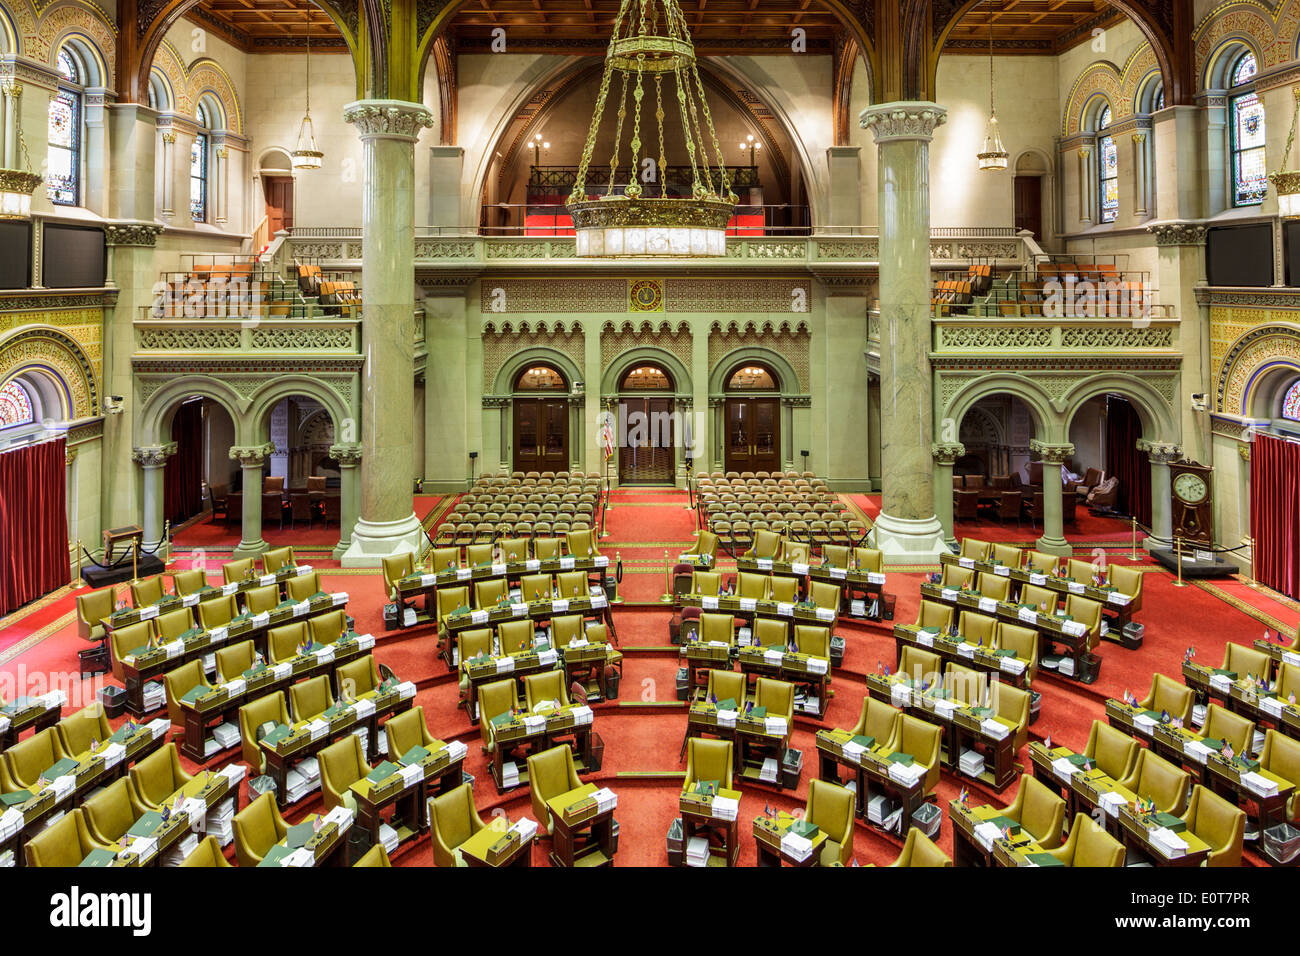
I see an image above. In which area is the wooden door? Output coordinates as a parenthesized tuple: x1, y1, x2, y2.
(265, 176, 295, 234)
(618, 397, 675, 484)
(513, 398, 568, 472)
(1014, 175, 1042, 240)
(724, 398, 780, 473)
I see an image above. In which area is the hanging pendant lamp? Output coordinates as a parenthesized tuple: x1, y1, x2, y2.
(291, 19, 323, 170)
(977, 0, 1009, 171)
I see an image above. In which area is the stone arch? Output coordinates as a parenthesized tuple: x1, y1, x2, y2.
(600, 345, 692, 398)
(0, 3, 18, 54)
(148, 66, 175, 111)
(136, 375, 244, 447)
(0, 365, 70, 425)
(1060, 374, 1177, 440)
(152, 40, 191, 114)
(244, 376, 350, 445)
(708, 347, 800, 397)
(493, 346, 583, 397)
(1012, 146, 1052, 177)
(186, 58, 242, 133)
(0, 328, 97, 420)
(1218, 323, 1300, 413)
(944, 376, 1058, 442)
(1203, 35, 1264, 91)
(35, 1, 114, 82)
(1063, 62, 1124, 135)
(1194, 2, 1279, 84)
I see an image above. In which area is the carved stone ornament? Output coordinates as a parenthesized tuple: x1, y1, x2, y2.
(931, 441, 966, 465)
(343, 100, 435, 142)
(132, 442, 177, 468)
(105, 222, 164, 247)
(1136, 438, 1182, 463)
(229, 442, 276, 467)
(858, 101, 948, 144)
(1029, 438, 1075, 464)
(329, 443, 363, 466)
(1147, 223, 1207, 247)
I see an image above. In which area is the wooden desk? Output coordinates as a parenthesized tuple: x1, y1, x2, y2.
(736, 644, 830, 719)
(485, 704, 596, 793)
(439, 592, 618, 671)
(1116, 804, 1211, 867)
(104, 564, 318, 630)
(734, 556, 887, 611)
(116, 592, 350, 717)
(111, 764, 245, 866)
(949, 799, 1042, 867)
(676, 787, 740, 867)
(814, 727, 929, 833)
(349, 740, 468, 854)
(0, 694, 63, 751)
(256, 806, 351, 867)
(177, 632, 377, 762)
(892, 623, 1032, 690)
(258, 681, 415, 807)
(462, 645, 560, 724)
(458, 821, 536, 867)
(546, 783, 618, 867)
(752, 812, 828, 867)
(103, 526, 143, 564)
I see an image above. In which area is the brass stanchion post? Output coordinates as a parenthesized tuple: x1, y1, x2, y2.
(660, 549, 673, 603)
(1128, 516, 1140, 562)
(131, 541, 140, 585)
(1173, 536, 1187, 588)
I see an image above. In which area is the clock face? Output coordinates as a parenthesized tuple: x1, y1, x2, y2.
(1173, 472, 1208, 504)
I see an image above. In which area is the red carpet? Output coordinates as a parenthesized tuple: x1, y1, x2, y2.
(0, 486, 1279, 866)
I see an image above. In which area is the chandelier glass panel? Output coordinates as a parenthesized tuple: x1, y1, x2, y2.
(568, 0, 736, 257)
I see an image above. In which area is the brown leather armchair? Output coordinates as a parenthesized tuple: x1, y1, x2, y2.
(308, 609, 346, 645)
(287, 572, 323, 603)
(698, 612, 736, 646)
(244, 584, 279, 615)
(318, 733, 369, 813)
(1025, 550, 1060, 574)
(1182, 784, 1245, 867)
(1221, 642, 1270, 683)
(223, 558, 254, 584)
(262, 546, 295, 574)
(745, 529, 781, 561)
(527, 743, 584, 834)
(1140, 673, 1194, 726)
(691, 571, 721, 597)
(353, 844, 391, 867)
(960, 537, 991, 561)
(1064, 594, 1103, 650)
(173, 569, 207, 596)
(1084, 719, 1141, 780)
(993, 683, 1032, 751)
(1045, 814, 1124, 866)
(884, 827, 951, 867)
(498, 619, 534, 656)
(1202, 703, 1254, 756)
(475, 578, 509, 609)
(429, 782, 486, 867)
(26, 809, 112, 867)
(1000, 773, 1066, 848)
(524, 670, 570, 713)
(898, 646, 941, 686)
(806, 778, 855, 866)
(386, 706, 438, 761)
(181, 835, 233, 866)
(550, 615, 585, 649)
(216, 639, 257, 682)
(990, 543, 1023, 568)
(383, 553, 415, 602)
(198, 594, 239, 631)
(959, 611, 997, 645)
(267, 622, 307, 664)
(109, 621, 151, 683)
(944, 662, 983, 708)
(684, 530, 719, 564)
(940, 565, 974, 589)
(129, 742, 194, 809)
(1119, 749, 1191, 815)
(233, 791, 289, 867)
(1019, 584, 1058, 614)
(557, 571, 590, 599)
(994, 622, 1039, 682)
(704, 669, 749, 708)
(977, 573, 1011, 603)
(566, 528, 599, 558)
(153, 606, 197, 644)
(736, 572, 771, 601)
(1109, 565, 1143, 614)
(770, 576, 798, 604)
(239, 691, 291, 774)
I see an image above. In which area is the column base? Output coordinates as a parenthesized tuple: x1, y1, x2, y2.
(233, 539, 267, 559)
(340, 512, 425, 568)
(871, 511, 949, 565)
(1035, 534, 1073, 557)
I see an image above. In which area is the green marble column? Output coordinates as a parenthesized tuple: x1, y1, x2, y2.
(1031, 439, 1075, 556)
(340, 100, 434, 567)
(230, 443, 273, 558)
(332, 443, 363, 559)
(1139, 439, 1181, 548)
(131, 443, 175, 554)
(932, 441, 964, 549)
(859, 102, 948, 562)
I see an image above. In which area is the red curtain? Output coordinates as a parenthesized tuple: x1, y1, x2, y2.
(1251, 433, 1300, 599)
(164, 400, 203, 525)
(1105, 396, 1152, 527)
(0, 437, 69, 616)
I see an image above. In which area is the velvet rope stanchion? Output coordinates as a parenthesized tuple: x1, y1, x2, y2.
(1173, 536, 1188, 588)
(131, 541, 139, 585)
(1128, 516, 1141, 562)
(660, 549, 673, 604)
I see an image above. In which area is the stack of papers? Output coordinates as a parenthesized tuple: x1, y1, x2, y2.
(592, 788, 618, 813)
(501, 761, 520, 788)
(0, 807, 23, 840)
(283, 769, 314, 804)
(980, 719, 1010, 740)
(1260, 697, 1285, 719)
(509, 817, 539, 842)
(1051, 756, 1080, 777)
(999, 657, 1027, 675)
(959, 749, 986, 778)
(141, 682, 166, 712)
(298, 757, 320, 785)
(1242, 771, 1279, 797)
(0, 849, 13, 867)
(974, 821, 1003, 851)
(685, 836, 710, 867)
(710, 795, 739, 821)
(1149, 827, 1188, 859)
(1192, 704, 1207, 728)
(1209, 674, 1233, 694)
(322, 806, 354, 832)
(931, 699, 957, 721)
(889, 761, 926, 786)
(212, 722, 240, 750)
(868, 795, 898, 825)
(891, 684, 912, 707)
(445, 740, 468, 763)
(715, 709, 737, 728)
(570, 705, 594, 726)
(1099, 791, 1126, 816)
(379, 823, 399, 855)
(1057, 657, 1076, 677)
(764, 716, 787, 736)
(206, 798, 235, 845)
(147, 717, 170, 740)
(1182, 740, 1211, 764)
(780, 831, 813, 862)
(759, 757, 780, 783)
(1133, 713, 1157, 731)
(798, 695, 821, 715)
(162, 832, 198, 866)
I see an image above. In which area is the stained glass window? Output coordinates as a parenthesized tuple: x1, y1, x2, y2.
(47, 52, 81, 207)
(1154, 85, 1165, 111)
(0, 381, 34, 429)
(190, 132, 208, 222)
(1283, 380, 1300, 421)
(1230, 52, 1266, 206)
(1097, 105, 1118, 223)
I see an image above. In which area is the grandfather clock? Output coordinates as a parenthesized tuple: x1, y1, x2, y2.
(1169, 461, 1214, 547)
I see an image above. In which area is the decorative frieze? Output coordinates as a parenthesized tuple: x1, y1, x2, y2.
(1147, 222, 1207, 247)
(104, 222, 163, 247)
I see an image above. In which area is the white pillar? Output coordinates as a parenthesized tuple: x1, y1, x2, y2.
(132, 443, 176, 555)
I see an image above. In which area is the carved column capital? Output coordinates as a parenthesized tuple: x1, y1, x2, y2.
(1137, 438, 1182, 463)
(931, 441, 966, 465)
(1029, 439, 1075, 464)
(1147, 222, 1207, 247)
(344, 99, 435, 143)
(105, 222, 164, 247)
(330, 443, 363, 466)
(229, 442, 275, 467)
(859, 101, 947, 144)
(132, 442, 177, 468)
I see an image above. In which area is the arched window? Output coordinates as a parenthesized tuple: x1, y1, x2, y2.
(726, 364, 778, 390)
(1229, 51, 1266, 207)
(514, 364, 567, 391)
(1282, 380, 1300, 422)
(1096, 105, 1118, 224)
(620, 365, 673, 390)
(191, 103, 210, 222)
(47, 48, 83, 206)
(0, 380, 34, 429)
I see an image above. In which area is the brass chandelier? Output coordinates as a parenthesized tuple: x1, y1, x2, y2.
(567, 0, 736, 257)
(977, 0, 1008, 171)
(291, 19, 323, 170)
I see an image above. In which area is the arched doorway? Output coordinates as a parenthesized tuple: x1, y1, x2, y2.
(617, 364, 675, 485)
(512, 363, 569, 473)
(260, 149, 295, 237)
(1013, 151, 1049, 242)
(724, 362, 781, 473)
